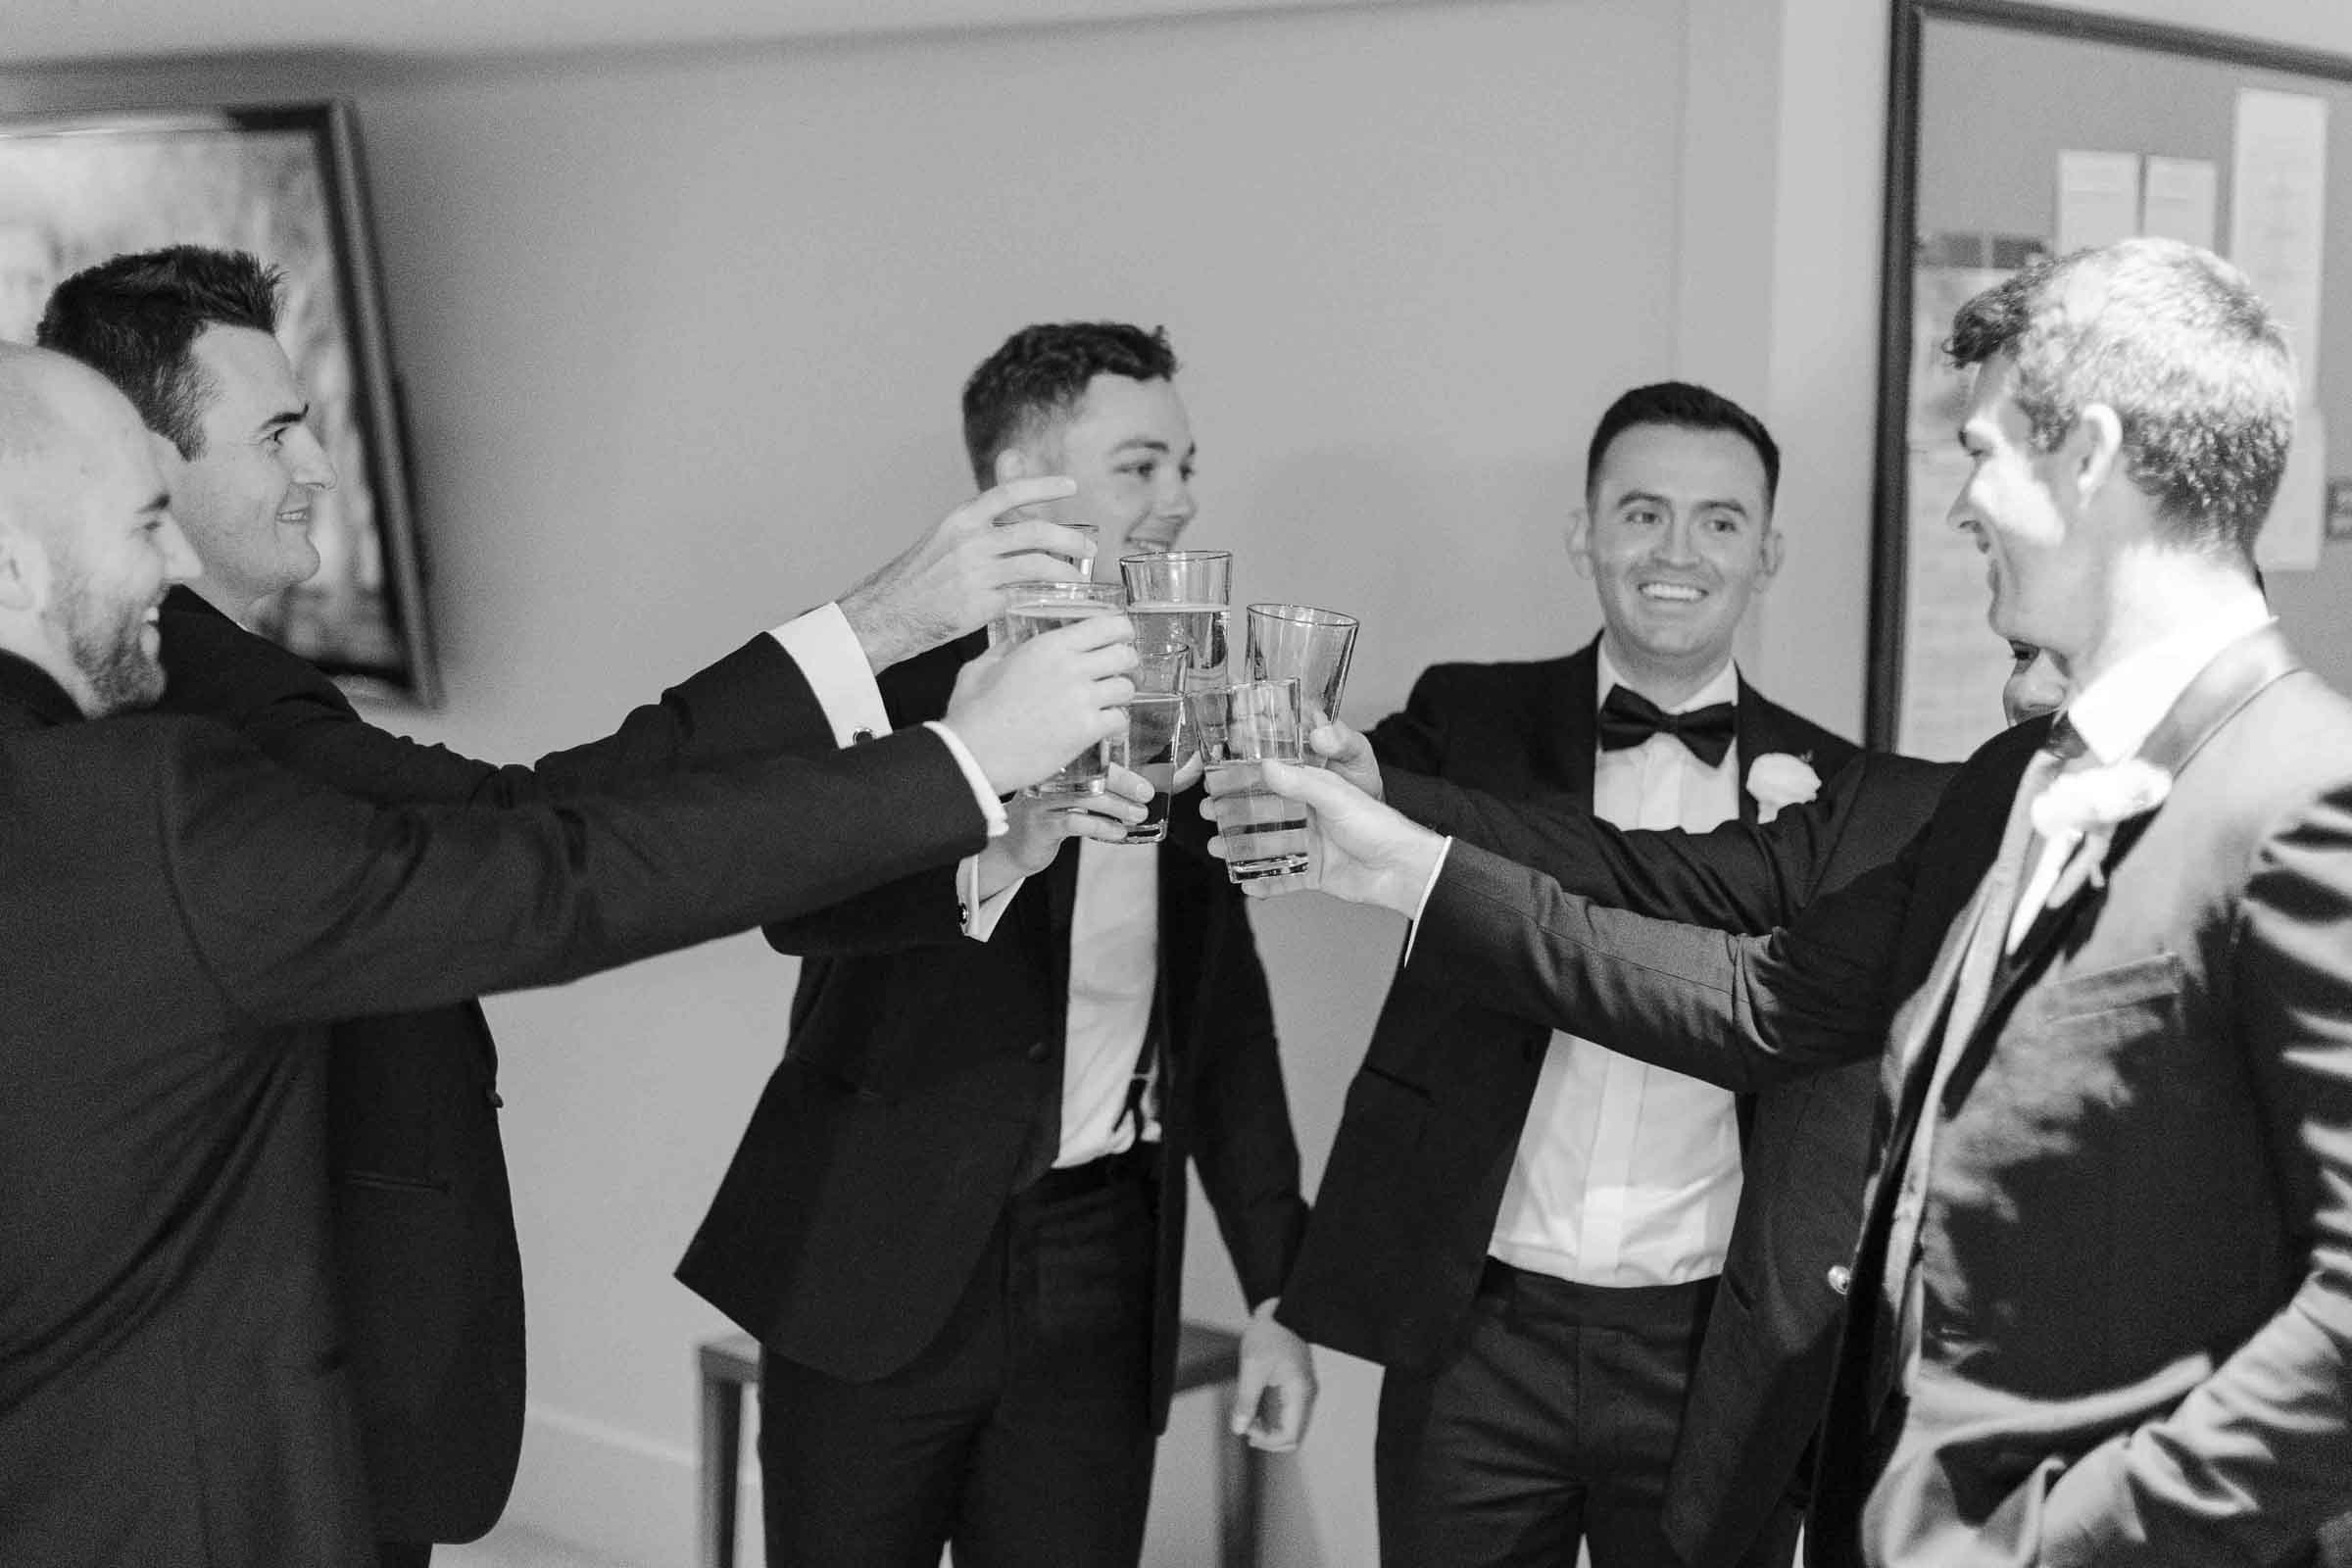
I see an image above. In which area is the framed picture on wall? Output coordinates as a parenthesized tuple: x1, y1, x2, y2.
(0, 101, 438, 704)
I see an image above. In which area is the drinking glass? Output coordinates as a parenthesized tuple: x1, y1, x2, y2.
(999, 580, 1127, 799)
(1121, 550, 1232, 687)
(1104, 633, 1192, 844)
(1245, 603, 1358, 745)
(1190, 678, 1311, 882)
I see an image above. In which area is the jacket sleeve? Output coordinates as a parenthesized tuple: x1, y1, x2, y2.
(1384, 755, 1893, 934)
(1406, 822, 1921, 1092)
(151, 719, 987, 1028)
(2036, 778, 2352, 1566)
(268, 636, 836, 806)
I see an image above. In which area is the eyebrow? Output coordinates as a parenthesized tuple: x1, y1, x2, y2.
(138, 492, 170, 516)
(1613, 487, 1749, 518)
(1109, 437, 1196, 461)
(259, 404, 311, 436)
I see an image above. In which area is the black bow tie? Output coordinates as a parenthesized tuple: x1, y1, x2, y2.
(1597, 685, 1737, 768)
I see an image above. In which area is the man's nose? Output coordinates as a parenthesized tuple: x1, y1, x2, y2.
(159, 514, 203, 583)
(288, 427, 338, 492)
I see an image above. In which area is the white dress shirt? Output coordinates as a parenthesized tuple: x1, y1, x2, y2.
(1487, 652, 1746, 1288)
(832, 613, 1160, 1168)
(2007, 596, 2276, 951)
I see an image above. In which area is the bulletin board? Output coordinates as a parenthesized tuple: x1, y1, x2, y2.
(1870, 0, 2352, 755)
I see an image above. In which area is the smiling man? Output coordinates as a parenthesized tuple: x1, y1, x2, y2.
(680, 321, 1313, 1568)
(1282, 381, 1855, 1568)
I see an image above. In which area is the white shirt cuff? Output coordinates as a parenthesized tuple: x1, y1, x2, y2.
(769, 602, 889, 748)
(1398, 836, 1455, 966)
(958, 858, 1027, 941)
(922, 721, 1008, 840)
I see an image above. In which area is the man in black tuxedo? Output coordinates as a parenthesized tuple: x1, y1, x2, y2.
(1242, 239, 2352, 1566)
(1280, 641, 2060, 1568)
(678, 321, 1315, 1567)
(37, 246, 1110, 1567)
(0, 341, 1140, 1568)
(1276, 380, 1853, 1567)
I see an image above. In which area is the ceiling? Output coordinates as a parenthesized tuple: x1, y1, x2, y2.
(7, 0, 1411, 67)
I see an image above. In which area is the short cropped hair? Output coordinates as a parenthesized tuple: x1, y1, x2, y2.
(961, 321, 1179, 486)
(1585, 381, 1781, 512)
(36, 245, 284, 460)
(1945, 237, 2295, 560)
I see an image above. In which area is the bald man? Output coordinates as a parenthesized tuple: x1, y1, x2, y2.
(0, 344, 1136, 1568)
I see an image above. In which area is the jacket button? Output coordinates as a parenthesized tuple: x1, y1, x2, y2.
(1826, 1265, 1851, 1297)
(1026, 1042, 1051, 1064)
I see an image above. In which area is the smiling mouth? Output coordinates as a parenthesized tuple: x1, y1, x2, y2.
(1638, 582, 1706, 604)
(278, 508, 312, 527)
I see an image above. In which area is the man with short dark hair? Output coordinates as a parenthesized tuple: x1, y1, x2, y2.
(1253, 238, 2352, 1566)
(37, 245, 1117, 1567)
(678, 320, 1314, 1568)
(0, 340, 1138, 1568)
(1281, 380, 1857, 1568)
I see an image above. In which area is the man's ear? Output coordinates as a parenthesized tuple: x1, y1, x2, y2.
(2067, 403, 2126, 505)
(0, 527, 50, 614)
(1758, 522, 1786, 584)
(1566, 506, 1594, 580)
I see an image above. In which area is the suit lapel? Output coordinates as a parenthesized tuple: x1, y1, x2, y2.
(1549, 638, 1601, 807)
(1944, 626, 2302, 1107)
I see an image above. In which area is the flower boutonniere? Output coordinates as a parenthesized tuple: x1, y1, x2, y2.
(2029, 758, 2173, 911)
(1746, 752, 1821, 824)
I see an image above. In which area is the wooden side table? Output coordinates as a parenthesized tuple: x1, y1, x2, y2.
(698, 1322, 1263, 1567)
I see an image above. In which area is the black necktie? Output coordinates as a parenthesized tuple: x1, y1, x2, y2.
(1596, 685, 1737, 768)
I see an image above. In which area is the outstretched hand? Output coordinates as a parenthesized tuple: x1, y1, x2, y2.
(1200, 758, 1445, 912)
(835, 477, 1099, 669)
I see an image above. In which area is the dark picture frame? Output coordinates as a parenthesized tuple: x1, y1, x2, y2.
(1873, 0, 2352, 751)
(0, 101, 437, 704)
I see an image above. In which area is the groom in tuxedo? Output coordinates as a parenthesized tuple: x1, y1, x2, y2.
(1281, 381, 1856, 1567)
(1248, 238, 2352, 1565)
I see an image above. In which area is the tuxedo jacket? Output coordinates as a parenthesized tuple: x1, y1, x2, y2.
(1276, 637, 1862, 1565)
(0, 650, 987, 1568)
(150, 587, 846, 1544)
(677, 637, 1309, 1429)
(1409, 626, 2352, 1567)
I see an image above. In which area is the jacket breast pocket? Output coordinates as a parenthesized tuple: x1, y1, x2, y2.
(1994, 952, 2190, 1116)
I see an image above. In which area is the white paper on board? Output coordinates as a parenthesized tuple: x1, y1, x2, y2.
(2141, 156, 2218, 250)
(2231, 89, 2328, 406)
(2257, 409, 2327, 572)
(2057, 150, 2142, 254)
(1897, 442, 2016, 762)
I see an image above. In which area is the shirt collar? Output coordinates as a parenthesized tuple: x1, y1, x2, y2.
(2062, 596, 2275, 766)
(1595, 644, 1740, 716)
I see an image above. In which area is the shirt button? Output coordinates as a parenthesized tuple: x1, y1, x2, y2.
(1826, 1265, 1851, 1297)
(1026, 1042, 1051, 1064)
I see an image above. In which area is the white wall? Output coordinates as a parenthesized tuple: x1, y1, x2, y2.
(14, 0, 2352, 1562)
(1, 3, 1687, 1562)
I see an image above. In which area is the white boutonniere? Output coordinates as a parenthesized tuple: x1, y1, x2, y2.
(1746, 752, 1821, 824)
(2028, 759, 2173, 912)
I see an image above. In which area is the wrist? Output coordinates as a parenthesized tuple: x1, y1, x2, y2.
(1377, 829, 1446, 917)
(835, 588, 908, 672)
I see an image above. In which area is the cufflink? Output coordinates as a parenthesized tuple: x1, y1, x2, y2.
(1826, 1265, 1851, 1297)
(957, 900, 970, 925)
(853, 727, 876, 744)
